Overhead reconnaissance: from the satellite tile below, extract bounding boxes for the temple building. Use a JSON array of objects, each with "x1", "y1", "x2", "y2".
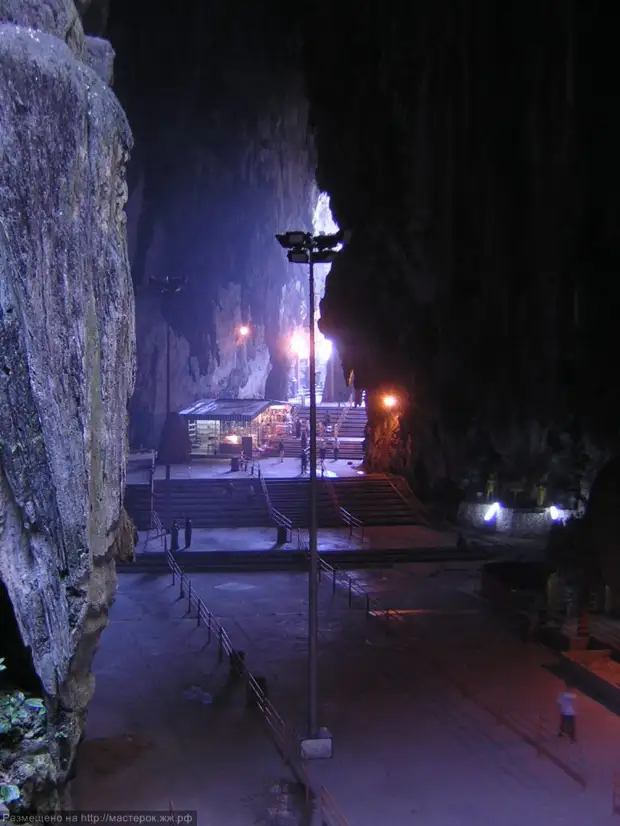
[{"x1": 180, "y1": 398, "x2": 292, "y2": 458}]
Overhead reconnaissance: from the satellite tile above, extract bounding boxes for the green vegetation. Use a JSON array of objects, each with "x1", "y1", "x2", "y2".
[{"x1": 0, "y1": 659, "x2": 47, "y2": 809}]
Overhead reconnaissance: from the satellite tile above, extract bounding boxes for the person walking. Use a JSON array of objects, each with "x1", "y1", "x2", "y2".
[
  {"x1": 333, "y1": 436, "x2": 340, "y2": 462},
  {"x1": 557, "y1": 684, "x2": 577, "y2": 742},
  {"x1": 278, "y1": 439, "x2": 284, "y2": 462}
]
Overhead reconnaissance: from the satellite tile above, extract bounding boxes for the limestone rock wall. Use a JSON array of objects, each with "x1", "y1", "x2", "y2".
[
  {"x1": 305, "y1": 1, "x2": 620, "y2": 497},
  {"x1": 108, "y1": 1, "x2": 314, "y2": 447},
  {"x1": 0, "y1": 4, "x2": 134, "y2": 809}
]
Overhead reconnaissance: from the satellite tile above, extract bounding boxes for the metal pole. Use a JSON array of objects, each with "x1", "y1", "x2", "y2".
[
  {"x1": 308, "y1": 247, "x2": 319, "y2": 738},
  {"x1": 165, "y1": 321, "x2": 172, "y2": 531}
]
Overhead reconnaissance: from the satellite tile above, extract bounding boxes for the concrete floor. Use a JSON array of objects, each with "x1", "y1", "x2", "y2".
[
  {"x1": 71, "y1": 576, "x2": 304, "y2": 824},
  {"x1": 139, "y1": 525, "x2": 459, "y2": 554},
  {"x1": 75, "y1": 565, "x2": 619, "y2": 824},
  {"x1": 127, "y1": 457, "x2": 364, "y2": 485}
]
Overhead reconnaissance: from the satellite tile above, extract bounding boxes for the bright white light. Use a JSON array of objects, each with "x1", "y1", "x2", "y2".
[
  {"x1": 313, "y1": 192, "x2": 339, "y2": 237},
  {"x1": 382, "y1": 394, "x2": 397, "y2": 410},
  {"x1": 238, "y1": 325, "x2": 249, "y2": 337},
  {"x1": 318, "y1": 338, "x2": 332, "y2": 360},
  {"x1": 291, "y1": 333, "x2": 309, "y2": 358},
  {"x1": 484, "y1": 502, "x2": 501, "y2": 521},
  {"x1": 548, "y1": 506, "x2": 561, "y2": 521},
  {"x1": 312, "y1": 192, "x2": 340, "y2": 361}
]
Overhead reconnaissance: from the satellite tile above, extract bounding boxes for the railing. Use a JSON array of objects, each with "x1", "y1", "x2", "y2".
[
  {"x1": 260, "y1": 475, "x2": 292, "y2": 542},
  {"x1": 273, "y1": 509, "x2": 293, "y2": 543},
  {"x1": 260, "y1": 473, "x2": 273, "y2": 515},
  {"x1": 149, "y1": 452, "x2": 156, "y2": 530},
  {"x1": 165, "y1": 550, "x2": 316, "y2": 810},
  {"x1": 242, "y1": 454, "x2": 261, "y2": 478},
  {"x1": 319, "y1": 786, "x2": 350, "y2": 826},
  {"x1": 297, "y1": 529, "x2": 309, "y2": 553},
  {"x1": 339, "y1": 507, "x2": 364, "y2": 543},
  {"x1": 387, "y1": 477, "x2": 430, "y2": 527},
  {"x1": 144, "y1": 510, "x2": 166, "y2": 551},
  {"x1": 334, "y1": 391, "x2": 354, "y2": 435}
]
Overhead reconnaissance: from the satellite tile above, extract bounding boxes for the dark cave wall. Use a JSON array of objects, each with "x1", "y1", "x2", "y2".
[
  {"x1": 306, "y1": 0, "x2": 620, "y2": 496},
  {"x1": 108, "y1": 0, "x2": 314, "y2": 446}
]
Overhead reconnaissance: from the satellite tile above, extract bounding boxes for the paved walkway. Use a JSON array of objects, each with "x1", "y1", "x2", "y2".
[
  {"x1": 71, "y1": 576, "x2": 302, "y2": 824},
  {"x1": 186, "y1": 566, "x2": 620, "y2": 825},
  {"x1": 138, "y1": 525, "x2": 460, "y2": 554},
  {"x1": 127, "y1": 457, "x2": 364, "y2": 485}
]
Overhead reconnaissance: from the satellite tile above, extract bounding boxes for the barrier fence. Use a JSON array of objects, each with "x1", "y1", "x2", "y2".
[
  {"x1": 144, "y1": 511, "x2": 166, "y2": 551},
  {"x1": 165, "y1": 550, "x2": 350, "y2": 821},
  {"x1": 272, "y1": 508, "x2": 293, "y2": 543},
  {"x1": 339, "y1": 507, "x2": 364, "y2": 543}
]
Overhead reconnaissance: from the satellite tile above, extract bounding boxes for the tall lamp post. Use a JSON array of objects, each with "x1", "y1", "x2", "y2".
[
  {"x1": 275, "y1": 228, "x2": 350, "y2": 746},
  {"x1": 150, "y1": 276, "x2": 185, "y2": 535}
]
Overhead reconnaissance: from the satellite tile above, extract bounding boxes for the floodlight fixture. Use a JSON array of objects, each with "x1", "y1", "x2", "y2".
[
  {"x1": 312, "y1": 250, "x2": 339, "y2": 264},
  {"x1": 313, "y1": 230, "x2": 344, "y2": 250},
  {"x1": 276, "y1": 231, "x2": 310, "y2": 249},
  {"x1": 287, "y1": 250, "x2": 310, "y2": 264}
]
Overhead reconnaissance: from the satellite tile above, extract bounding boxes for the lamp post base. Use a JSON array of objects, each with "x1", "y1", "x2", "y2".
[{"x1": 300, "y1": 728, "x2": 333, "y2": 760}]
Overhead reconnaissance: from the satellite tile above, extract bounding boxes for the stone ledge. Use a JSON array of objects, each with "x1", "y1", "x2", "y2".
[{"x1": 558, "y1": 650, "x2": 620, "y2": 716}]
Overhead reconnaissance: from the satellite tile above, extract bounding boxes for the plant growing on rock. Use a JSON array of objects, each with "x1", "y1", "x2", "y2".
[
  {"x1": 0, "y1": 692, "x2": 45, "y2": 740},
  {"x1": 0, "y1": 780, "x2": 20, "y2": 805}
]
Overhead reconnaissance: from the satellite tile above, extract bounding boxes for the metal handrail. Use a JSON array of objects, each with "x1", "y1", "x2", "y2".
[
  {"x1": 144, "y1": 510, "x2": 166, "y2": 551},
  {"x1": 334, "y1": 391, "x2": 354, "y2": 435},
  {"x1": 320, "y1": 786, "x2": 350, "y2": 826},
  {"x1": 165, "y1": 550, "x2": 317, "y2": 808},
  {"x1": 260, "y1": 473, "x2": 273, "y2": 516},
  {"x1": 272, "y1": 508, "x2": 292, "y2": 529},
  {"x1": 297, "y1": 529, "x2": 309, "y2": 552},
  {"x1": 339, "y1": 507, "x2": 364, "y2": 543},
  {"x1": 387, "y1": 477, "x2": 430, "y2": 527}
]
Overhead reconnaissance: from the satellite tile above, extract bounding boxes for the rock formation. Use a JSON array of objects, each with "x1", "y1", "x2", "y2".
[
  {"x1": 0, "y1": 0, "x2": 134, "y2": 810},
  {"x1": 305, "y1": 1, "x2": 620, "y2": 497},
  {"x1": 107, "y1": 2, "x2": 315, "y2": 447}
]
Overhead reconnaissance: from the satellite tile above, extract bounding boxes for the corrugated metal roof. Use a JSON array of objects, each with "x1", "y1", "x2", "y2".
[{"x1": 179, "y1": 398, "x2": 272, "y2": 421}]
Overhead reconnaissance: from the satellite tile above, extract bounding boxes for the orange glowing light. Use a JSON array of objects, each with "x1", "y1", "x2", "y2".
[{"x1": 382, "y1": 394, "x2": 397, "y2": 409}]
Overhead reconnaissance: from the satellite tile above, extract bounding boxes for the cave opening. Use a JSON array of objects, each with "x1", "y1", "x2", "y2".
[{"x1": 0, "y1": 579, "x2": 43, "y2": 696}]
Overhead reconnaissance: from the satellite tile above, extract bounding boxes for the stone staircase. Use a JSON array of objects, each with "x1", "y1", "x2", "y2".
[
  {"x1": 336, "y1": 406, "x2": 367, "y2": 439},
  {"x1": 279, "y1": 436, "x2": 363, "y2": 461},
  {"x1": 124, "y1": 474, "x2": 425, "y2": 531},
  {"x1": 265, "y1": 479, "x2": 342, "y2": 527},
  {"x1": 152, "y1": 478, "x2": 272, "y2": 528},
  {"x1": 124, "y1": 484, "x2": 152, "y2": 530},
  {"x1": 282, "y1": 403, "x2": 366, "y2": 460},
  {"x1": 331, "y1": 475, "x2": 422, "y2": 525}
]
